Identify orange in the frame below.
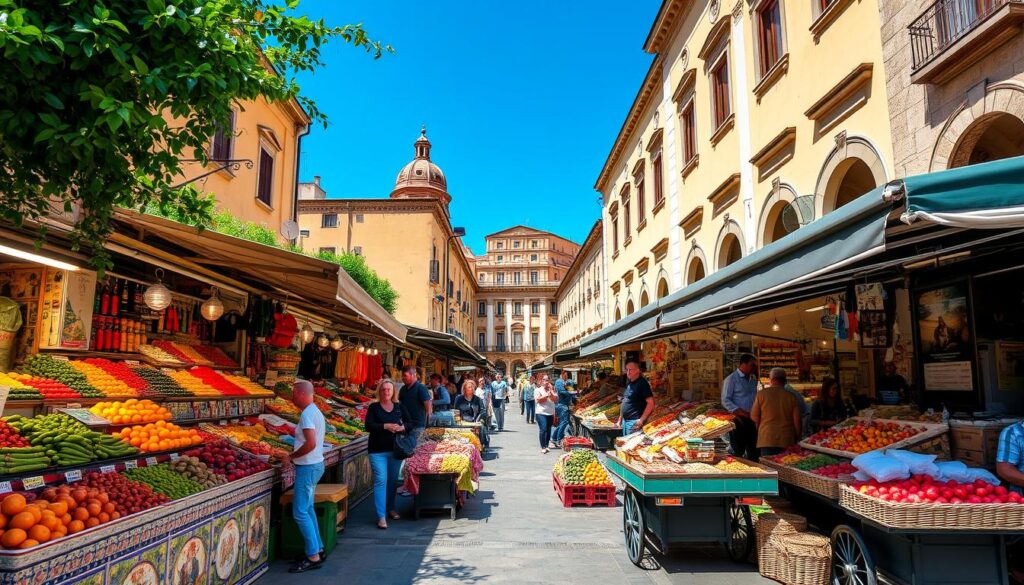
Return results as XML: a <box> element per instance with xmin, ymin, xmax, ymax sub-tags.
<box><xmin>27</xmin><ymin>525</ymin><xmax>50</xmax><ymax>543</ymax></box>
<box><xmin>9</xmin><ymin>512</ymin><xmax>36</xmax><ymax>531</ymax></box>
<box><xmin>47</xmin><ymin>501</ymin><xmax>68</xmax><ymax>517</ymax></box>
<box><xmin>1</xmin><ymin>528</ymin><xmax>26</xmax><ymax>549</ymax></box>
<box><xmin>60</xmin><ymin>514</ymin><xmax>71</xmax><ymax>526</ymax></box>
<box><xmin>101</xmin><ymin>503</ymin><xmax>115</xmax><ymax>514</ymax></box>
<box><xmin>40</xmin><ymin>516</ymin><xmax>58</xmax><ymax>532</ymax></box>
<box><xmin>85</xmin><ymin>503</ymin><xmax>101</xmax><ymax>517</ymax></box>
<box><xmin>97</xmin><ymin>512</ymin><xmax>110</xmax><ymax>523</ymax></box>
<box><xmin>18</xmin><ymin>538</ymin><xmax>38</xmax><ymax>549</ymax></box>
<box><xmin>110</xmin><ymin>511</ymin><xmax>120</xmax><ymax>520</ymax></box>
<box><xmin>1</xmin><ymin>494</ymin><xmax>26</xmax><ymax>517</ymax></box>
<box><xmin>0</xmin><ymin>514</ymin><xmax>7</xmax><ymax>530</ymax></box>
<box><xmin>85</xmin><ymin>518</ymin><xmax>99</xmax><ymax>528</ymax></box>
<box><xmin>96</xmin><ymin>493</ymin><xmax>109</xmax><ymax>505</ymax></box>
<box><xmin>72</xmin><ymin>508</ymin><xmax>89</xmax><ymax>522</ymax></box>
<box><xmin>68</xmin><ymin>520</ymin><xmax>84</xmax><ymax>534</ymax></box>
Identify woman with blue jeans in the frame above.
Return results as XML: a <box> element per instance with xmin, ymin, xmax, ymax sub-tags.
<box><xmin>287</xmin><ymin>380</ymin><xmax>327</xmax><ymax>574</ymax></box>
<box><xmin>534</xmin><ymin>381</ymin><xmax>557</xmax><ymax>454</ymax></box>
<box><xmin>365</xmin><ymin>379</ymin><xmax>411</xmax><ymax>530</ymax></box>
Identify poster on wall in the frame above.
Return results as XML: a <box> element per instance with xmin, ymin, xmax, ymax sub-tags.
<box><xmin>859</xmin><ymin>310</ymin><xmax>889</xmax><ymax>349</ymax></box>
<box><xmin>855</xmin><ymin>283</ymin><xmax>886</xmax><ymax>311</ymax></box>
<box><xmin>916</xmin><ymin>283</ymin><xmax>974</xmax><ymax>392</ymax></box>
<box><xmin>997</xmin><ymin>341</ymin><xmax>1024</xmax><ymax>391</ymax></box>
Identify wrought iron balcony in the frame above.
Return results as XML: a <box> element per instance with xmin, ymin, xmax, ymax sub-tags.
<box><xmin>909</xmin><ymin>0</ymin><xmax>1024</xmax><ymax>83</ymax></box>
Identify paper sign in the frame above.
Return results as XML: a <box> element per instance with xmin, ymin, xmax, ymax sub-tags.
<box><xmin>22</xmin><ymin>476</ymin><xmax>45</xmax><ymax>490</ymax></box>
<box><xmin>58</xmin><ymin>408</ymin><xmax>109</xmax><ymax>426</ymax></box>
<box><xmin>124</xmin><ymin>360</ymin><xmax>140</xmax><ymax>366</ymax></box>
<box><xmin>100</xmin><ymin>465</ymin><xmax>116</xmax><ymax>474</ymax></box>
<box><xmin>64</xmin><ymin>470</ymin><xmax>81</xmax><ymax>482</ymax></box>
<box><xmin>145</xmin><ymin>457</ymin><xmax>158</xmax><ymax>466</ymax></box>
<box><xmin>0</xmin><ymin>385</ymin><xmax>9</xmax><ymax>416</ymax></box>
<box><xmin>170</xmin><ymin>453</ymin><xmax>180</xmax><ymax>461</ymax></box>
<box><xmin>0</xmin><ymin>482</ymin><xmax>12</xmax><ymax>494</ymax></box>
<box><xmin>125</xmin><ymin>460</ymin><xmax>137</xmax><ymax>470</ymax></box>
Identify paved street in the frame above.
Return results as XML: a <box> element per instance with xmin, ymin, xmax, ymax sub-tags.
<box><xmin>265</xmin><ymin>407</ymin><xmax>768</xmax><ymax>585</ymax></box>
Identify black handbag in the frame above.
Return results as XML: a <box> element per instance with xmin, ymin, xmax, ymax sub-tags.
<box><xmin>393</xmin><ymin>432</ymin><xmax>417</xmax><ymax>460</ymax></box>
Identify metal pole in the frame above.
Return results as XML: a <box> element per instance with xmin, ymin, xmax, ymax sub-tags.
<box><xmin>443</xmin><ymin>235</ymin><xmax>452</xmax><ymax>335</ymax></box>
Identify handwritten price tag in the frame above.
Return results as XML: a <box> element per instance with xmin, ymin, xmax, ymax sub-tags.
<box><xmin>125</xmin><ymin>460</ymin><xmax>138</xmax><ymax>470</ymax></box>
<box><xmin>22</xmin><ymin>476</ymin><xmax>45</xmax><ymax>490</ymax></box>
<box><xmin>64</xmin><ymin>470</ymin><xmax>82</xmax><ymax>483</ymax></box>
<box><xmin>0</xmin><ymin>482</ymin><xmax>11</xmax><ymax>494</ymax></box>
<box><xmin>170</xmin><ymin>453</ymin><xmax>180</xmax><ymax>461</ymax></box>
<box><xmin>100</xmin><ymin>465</ymin><xmax>116</xmax><ymax>474</ymax></box>
<box><xmin>146</xmin><ymin>457</ymin><xmax>158</xmax><ymax>466</ymax></box>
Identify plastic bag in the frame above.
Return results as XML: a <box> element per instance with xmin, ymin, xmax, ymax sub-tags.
<box><xmin>852</xmin><ymin>451</ymin><xmax>910</xmax><ymax>482</ymax></box>
<box><xmin>963</xmin><ymin>467</ymin><xmax>1001</xmax><ymax>486</ymax></box>
<box><xmin>852</xmin><ymin>470</ymin><xmax>872</xmax><ymax>482</ymax></box>
<box><xmin>886</xmin><ymin>449</ymin><xmax>939</xmax><ymax>476</ymax></box>
<box><xmin>934</xmin><ymin>460</ymin><xmax>970</xmax><ymax>483</ymax></box>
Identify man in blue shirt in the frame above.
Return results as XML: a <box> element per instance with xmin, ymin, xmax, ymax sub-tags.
<box><xmin>429</xmin><ymin>373</ymin><xmax>451</xmax><ymax>412</ymax></box>
<box><xmin>398</xmin><ymin>367</ymin><xmax>432</xmax><ymax>441</ymax></box>
<box><xmin>552</xmin><ymin>370</ymin><xmax>577</xmax><ymax>447</ymax></box>
<box><xmin>722</xmin><ymin>353</ymin><xmax>759</xmax><ymax>460</ymax></box>
<box><xmin>618</xmin><ymin>359</ymin><xmax>655</xmax><ymax>436</ymax></box>
<box><xmin>490</xmin><ymin>373</ymin><xmax>509</xmax><ymax>431</ymax></box>
<box><xmin>997</xmin><ymin>421</ymin><xmax>1024</xmax><ymax>493</ymax></box>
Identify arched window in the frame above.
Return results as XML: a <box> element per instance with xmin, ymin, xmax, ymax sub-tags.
<box><xmin>657</xmin><ymin>278</ymin><xmax>669</xmax><ymax>299</ymax></box>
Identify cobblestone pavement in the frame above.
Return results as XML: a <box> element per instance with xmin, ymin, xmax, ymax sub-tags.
<box><xmin>264</xmin><ymin>405</ymin><xmax>769</xmax><ymax>584</ymax></box>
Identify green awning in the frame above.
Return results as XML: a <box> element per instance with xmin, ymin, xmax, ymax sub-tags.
<box><xmin>901</xmin><ymin>155</ymin><xmax>1024</xmax><ymax>229</ymax></box>
<box><xmin>579</xmin><ymin>302</ymin><xmax>660</xmax><ymax>357</ymax></box>
<box><xmin>404</xmin><ymin>326</ymin><xmax>489</xmax><ymax>365</ymax></box>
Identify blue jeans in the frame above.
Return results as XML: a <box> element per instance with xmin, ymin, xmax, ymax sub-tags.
<box><xmin>524</xmin><ymin>400</ymin><xmax>536</xmax><ymax>423</ymax></box>
<box><xmin>537</xmin><ymin>414</ymin><xmax>554</xmax><ymax>448</ymax></box>
<box><xmin>622</xmin><ymin>419</ymin><xmax>641</xmax><ymax>436</ymax></box>
<box><xmin>369</xmin><ymin>451</ymin><xmax>402</xmax><ymax>520</ymax></box>
<box><xmin>553</xmin><ymin>405</ymin><xmax>571</xmax><ymax>442</ymax></box>
<box><xmin>293</xmin><ymin>462</ymin><xmax>325</xmax><ymax>557</ymax></box>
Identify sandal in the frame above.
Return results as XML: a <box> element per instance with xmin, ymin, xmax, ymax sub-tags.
<box><xmin>377</xmin><ymin>519</ymin><xmax>388</xmax><ymax>530</ymax></box>
<box><xmin>388</xmin><ymin>511</ymin><xmax>401</xmax><ymax>520</ymax></box>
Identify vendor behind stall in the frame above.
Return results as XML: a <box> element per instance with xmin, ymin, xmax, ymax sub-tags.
<box><xmin>429</xmin><ymin>373</ymin><xmax>451</xmax><ymax>411</ymax></box>
<box><xmin>722</xmin><ymin>354</ymin><xmax>759</xmax><ymax>460</ymax></box>
<box><xmin>750</xmin><ymin>368</ymin><xmax>801</xmax><ymax>459</ymax></box>
<box><xmin>875</xmin><ymin>362</ymin><xmax>910</xmax><ymax>405</ymax></box>
<box><xmin>810</xmin><ymin>377</ymin><xmax>849</xmax><ymax>431</ymax></box>
<box><xmin>997</xmin><ymin>421</ymin><xmax>1024</xmax><ymax>493</ymax></box>
<box><xmin>618</xmin><ymin>359</ymin><xmax>654</xmax><ymax>436</ymax></box>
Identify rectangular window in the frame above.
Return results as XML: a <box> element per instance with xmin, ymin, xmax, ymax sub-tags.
<box><xmin>496</xmin><ymin>303</ymin><xmax>505</xmax><ymax>316</ymax></box>
<box><xmin>496</xmin><ymin>332</ymin><xmax>505</xmax><ymax>349</ymax></box>
<box><xmin>496</xmin><ymin>242</ymin><xmax>504</xmax><ymax>249</ymax></box>
<box><xmin>256</xmin><ymin>147</ymin><xmax>274</xmax><ymax>206</ymax></box>
<box><xmin>496</xmin><ymin>273</ymin><xmax>505</xmax><ymax>284</ymax></box>
<box><xmin>530</xmin><ymin>254</ymin><xmax>538</xmax><ymax>261</ymax></box>
<box><xmin>530</xmin><ymin>271</ymin><xmax>538</xmax><ymax>284</ymax></box>
<box><xmin>478</xmin><ymin>301</ymin><xmax>486</xmax><ymax>316</ymax></box>
<box><xmin>711</xmin><ymin>56</ymin><xmax>731</xmax><ymax>129</ymax></box>
<box><xmin>757</xmin><ymin>0</ymin><xmax>783</xmax><ymax>77</ymax></box>
<box><xmin>622</xmin><ymin>195</ymin><xmax>631</xmax><ymax>236</ymax></box>
<box><xmin>550</xmin><ymin>301</ymin><xmax>558</xmax><ymax>315</ymax></box>
<box><xmin>513</xmin><ymin>272</ymin><xmax>522</xmax><ymax>284</ymax></box>
<box><xmin>531</xmin><ymin>302</ymin><xmax>539</xmax><ymax>315</ymax></box>
<box><xmin>513</xmin><ymin>255</ymin><xmax>520</xmax><ymax>262</ymax></box>
<box><xmin>513</xmin><ymin>331</ymin><xmax>523</xmax><ymax>351</ymax></box>
<box><xmin>478</xmin><ymin>273</ymin><xmax>485</xmax><ymax>282</ymax></box>
<box><xmin>634</xmin><ymin>172</ymin><xmax>645</xmax><ymax>223</ymax></box>
<box><xmin>681</xmin><ymin>101</ymin><xmax>696</xmax><ymax>162</ymax></box>
<box><xmin>531</xmin><ymin>332</ymin><xmax>539</xmax><ymax>349</ymax></box>
<box><xmin>497</xmin><ymin>255</ymin><xmax>503</xmax><ymax>262</ymax></box>
<box><xmin>321</xmin><ymin>213</ymin><xmax>338</xmax><ymax>228</ymax></box>
<box><xmin>355</xmin><ymin>214</ymin><xmax>364</xmax><ymax>223</ymax></box>
<box><xmin>531</xmin><ymin>240</ymin><xmax>538</xmax><ymax>248</ymax></box>
<box><xmin>300</xmin><ymin>229</ymin><xmax>310</xmax><ymax>237</ymax></box>
<box><xmin>210</xmin><ymin>112</ymin><xmax>234</xmax><ymax>161</ymax></box>
<box><xmin>550</xmin><ymin>333</ymin><xmax>558</xmax><ymax>349</ymax></box>
<box><xmin>611</xmin><ymin>214</ymin><xmax>619</xmax><ymax>250</ymax></box>
<box><xmin>652</xmin><ymin>154</ymin><xmax>664</xmax><ymax>207</ymax></box>
<box><xmin>478</xmin><ymin>332</ymin><xmax>486</xmax><ymax>348</ymax></box>
<box><xmin>318</xmin><ymin>246</ymin><xmax>336</xmax><ymax>255</ymax></box>
<box><xmin>513</xmin><ymin>241</ymin><xmax>521</xmax><ymax>248</ymax></box>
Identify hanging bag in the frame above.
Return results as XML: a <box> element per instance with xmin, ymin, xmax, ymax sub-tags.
<box><xmin>391</xmin><ymin>403</ymin><xmax>417</xmax><ymax>460</ymax></box>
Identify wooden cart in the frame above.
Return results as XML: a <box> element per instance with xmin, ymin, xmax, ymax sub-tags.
<box><xmin>606</xmin><ymin>455</ymin><xmax>779</xmax><ymax>567</ymax></box>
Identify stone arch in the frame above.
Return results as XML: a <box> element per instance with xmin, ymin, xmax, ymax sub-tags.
<box><xmin>714</xmin><ymin>220</ymin><xmax>746</xmax><ymax>271</ymax></box>
<box><xmin>510</xmin><ymin>359</ymin><xmax>527</xmax><ymax>376</ymax></box>
<box><xmin>656</xmin><ymin>273</ymin><xmax>670</xmax><ymax>300</ymax></box>
<box><xmin>932</xmin><ymin>80</ymin><xmax>1024</xmax><ymax>171</ymax></box>
<box><xmin>684</xmin><ymin>244</ymin><xmax>708</xmax><ymax>285</ymax></box>
<box><xmin>815</xmin><ymin>134</ymin><xmax>888</xmax><ymax>217</ymax></box>
<box><xmin>756</xmin><ymin>181</ymin><xmax>800</xmax><ymax>248</ymax></box>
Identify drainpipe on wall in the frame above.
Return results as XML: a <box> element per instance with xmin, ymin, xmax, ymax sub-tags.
<box><xmin>291</xmin><ymin>122</ymin><xmax>311</xmax><ymax>246</ymax></box>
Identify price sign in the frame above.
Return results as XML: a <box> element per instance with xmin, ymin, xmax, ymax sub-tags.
<box><xmin>100</xmin><ymin>465</ymin><xmax>116</xmax><ymax>474</ymax></box>
<box><xmin>58</xmin><ymin>408</ymin><xmax>109</xmax><ymax>426</ymax></box>
<box><xmin>0</xmin><ymin>385</ymin><xmax>9</xmax><ymax>416</ymax></box>
<box><xmin>51</xmin><ymin>355</ymin><xmax>70</xmax><ymax>362</ymax></box>
<box><xmin>64</xmin><ymin>470</ymin><xmax>82</xmax><ymax>483</ymax></box>
<box><xmin>124</xmin><ymin>360</ymin><xmax>140</xmax><ymax>366</ymax></box>
<box><xmin>22</xmin><ymin>476</ymin><xmax>45</xmax><ymax>490</ymax></box>
<box><xmin>125</xmin><ymin>460</ymin><xmax>137</xmax><ymax>470</ymax></box>
<box><xmin>146</xmin><ymin>457</ymin><xmax>158</xmax><ymax>466</ymax></box>
<box><xmin>170</xmin><ymin>453</ymin><xmax>180</xmax><ymax>461</ymax></box>
<box><xmin>0</xmin><ymin>481</ymin><xmax>11</xmax><ymax>494</ymax></box>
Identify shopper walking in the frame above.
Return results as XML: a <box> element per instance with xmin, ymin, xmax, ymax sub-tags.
<box><xmin>287</xmin><ymin>380</ymin><xmax>327</xmax><ymax>573</ymax></box>
<box><xmin>722</xmin><ymin>353</ymin><xmax>759</xmax><ymax>460</ymax></box>
<box><xmin>552</xmin><ymin>370</ymin><xmax>576</xmax><ymax>447</ymax></box>
<box><xmin>490</xmin><ymin>373</ymin><xmax>509</xmax><ymax>431</ymax></box>
<box><xmin>751</xmin><ymin>368</ymin><xmax>801</xmax><ymax>459</ymax></box>
<box><xmin>522</xmin><ymin>375</ymin><xmax>537</xmax><ymax>424</ymax></box>
<box><xmin>618</xmin><ymin>359</ymin><xmax>655</xmax><ymax>436</ymax></box>
<box><xmin>429</xmin><ymin>373</ymin><xmax>451</xmax><ymax>412</ymax></box>
<box><xmin>535</xmin><ymin>380</ymin><xmax>557</xmax><ymax>453</ymax></box>
<box><xmin>397</xmin><ymin>367</ymin><xmax>431</xmax><ymax>442</ymax></box>
<box><xmin>475</xmin><ymin>376</ymin><xmax>493</xmax><ymax>432</ymax></box>
<box><xmin>365</xmin><ymin>379</ymin><xmax>411</xmax><ymax>529</ymax></box>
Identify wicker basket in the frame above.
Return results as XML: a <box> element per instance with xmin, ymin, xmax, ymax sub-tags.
<box><xmin>772</xmin><ymin>532</ymin><xmax>831</xmax><ymax>585</ymax></box>
<box><xmin>756</xmin><ymin>512</ymin><xmax>808</xmax><ymax>579</ymax></box>
<box><xmin>786</xmin><ymin>467</ymin><xmax>845</xmax><ymax>500</ymax></box>
<box><xmin>762</xmin><ymin>495</ymin><xmax>796</xmax><ymax>513</ymax></box>
<box><xmin>839</xmin><ymin>484</ymin><xmax>1024</xmax><ymax>530</ymax></box>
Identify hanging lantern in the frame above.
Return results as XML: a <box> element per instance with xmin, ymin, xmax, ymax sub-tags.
<box><xmin>771</xmin><ymin>317</ymin><xmax>781</xmax><ymax>332</ymax></box>
<box><xmin>357</xmin><ymin>345</ymin><xmax>365</xmax><ymax>353</ymax></box>
<box><xmin>317</xmin><ymin>334</ymin><xmax>330</xmax><ymax>348</ymax></box>
<box><xmin>143</xmin><ymin>268</ymin><xmax>172</xmax><ymax>311</ymax></box>
<box><xmin>300</xmin><ymin>323</ymin><xmax>315</xmax><ymax>344</ymax></box>
<box><xmin>201</xmin><ymin>287</ymin><xmax>225</xmax><ymax>321</ymax></box>
<box><xmin>330</xmin><ymin>336</ymin><xmax>343</xmax><ymax>351</ymax></box>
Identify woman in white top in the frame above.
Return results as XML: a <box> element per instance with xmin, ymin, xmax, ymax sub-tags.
<box><xmin>534</xmin><ymin>380</ymin><xmax>557</xmax><ymax>453</ymax></box>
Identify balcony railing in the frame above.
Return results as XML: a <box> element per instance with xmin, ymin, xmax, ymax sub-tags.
<box><xmin>474</xmin><ymin>344</ymin><xmax>544</xmax><ymax>353</ymax></box>
<box><xmin>478</xmin><ymin>280</ymin><xmax>559</xmax><ymax>288</ymax></box>
<box><xmin>909</xmin><ymin>0</ymin><xmax>1023</xmax><ymax>72</ymax></box>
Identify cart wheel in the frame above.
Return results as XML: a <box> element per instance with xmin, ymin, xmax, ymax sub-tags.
<box><xmin>831</xmin><ymin>525</ymin><xmax>877</xmax><ymax>585</ymax></box>
<box><xmin>726</xmin><ymin>504</ymin><xmax>753</xmax><ymax>562</ymax></box>
<box><xmin>623</xmin><ymin>488</ymin><xmax>646</xmax><ymax>567</ymax></box>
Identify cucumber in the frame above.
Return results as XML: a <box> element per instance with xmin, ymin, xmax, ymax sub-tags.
<box><xmin>0</xmin><ymin>462</ymin><xmax>48</xmax><ymax>474</ymax></box>
<box><xmin>0</xmin><ymin>447</ymin><xmax>44</xmax><ymax>454</ymax></box>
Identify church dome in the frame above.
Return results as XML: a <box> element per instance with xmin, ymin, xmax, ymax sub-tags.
<box><xmin>391</xmin><ymin>127</ymin><xmax>450</xmax><ymax>204</ymax></box>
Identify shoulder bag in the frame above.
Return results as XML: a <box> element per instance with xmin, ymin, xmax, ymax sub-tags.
<box><xmin>392</xmin><ymin>404</ymin><xmax>417</xmax><ymax>460</ymax></box>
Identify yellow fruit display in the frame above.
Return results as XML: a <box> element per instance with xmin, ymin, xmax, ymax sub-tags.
<box><xmin>90</xmin><ymin>399</ymin><xmax>171</xmax><ymax>425</ymax></box>
<box><xmin>67</xmin><ymin>361</ymin><xmax>136</xmax><ymax>397</ymax></box>
<box><xmin>164</xmin><ymin>370</ymin><xmax>221</xmax><ymax>396</ymax></box>
<box><xmin>582</xmin><ymin>461</ymin><xmax>612</xmax><ymax>486</ymax></box>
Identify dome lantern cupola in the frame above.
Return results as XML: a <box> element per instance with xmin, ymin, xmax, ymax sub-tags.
<box><xmin>391</xmin><ymin>126</ymin><xmax>450</xmax><ymax>205</ymax></box>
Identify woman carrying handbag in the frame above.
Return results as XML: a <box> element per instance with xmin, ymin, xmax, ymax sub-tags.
<box><xmin>365</xmin><ymin>378</ymin><xmax>412</xmax><ymax>529</ymax></box>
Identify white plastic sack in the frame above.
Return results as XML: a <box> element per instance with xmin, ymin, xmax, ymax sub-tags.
<box><xmin>852</xmin><ymin>470</ymin><xmax>871</xmax><ymax>482</ymax></box>
<box><xmin>886</xmin><ymin>449</ymin><xmax>939</xmax><ymax>476</ymax></box>
<box><xmin>852</xmin><ymin>451</ymin><xmax>910</xmax><ymax>483</ymax></box>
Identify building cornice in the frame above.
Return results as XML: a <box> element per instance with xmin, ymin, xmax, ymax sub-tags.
<box><xmin>643</xmin><ymin>0</ymin><xmax>690</xmax><ymax>54</ymax></box>
<box><xmin>555</xmin><ymin>219</ymin><xmax>603</xmax><ymax>298</ymax></box>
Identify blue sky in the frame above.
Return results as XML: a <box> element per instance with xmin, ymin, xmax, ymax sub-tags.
<box><xmin>294</xmin><ymin>0</ymin><xmax>659</xmax><ymax>254</ymax></box>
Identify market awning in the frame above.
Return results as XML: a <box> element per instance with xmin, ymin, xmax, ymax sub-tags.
<box><xmin>108</xmin><ymin>210</ymin><xmax>408</xmax><ymax>342</ymax></box>
<box><xmin>404</xmin><ymin>326</ymin><xmax>489</xmax><ymax>365</ymax></box>
<box><xmin>580</xmin><ymin>189</ymin><xmax>892</xmax><ymax>356</ymax></box>
<box><xmin>900</xmin><ymin>155</ymin><xmax>1024</xmax><ymax>229</ymax></box>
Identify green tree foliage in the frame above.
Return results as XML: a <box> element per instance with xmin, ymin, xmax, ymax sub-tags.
<box><xmin>316</xmin><ymin>250</ymin><xmax>398</xmax><ymax>315</ymax></box>
<box><xmin>0</xmin><ymin>0</ymin><xmax>390</xmax><ymax>270</ymax></box>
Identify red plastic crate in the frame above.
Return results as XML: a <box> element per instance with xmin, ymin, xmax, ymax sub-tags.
<box><xmin>552</xmin><ymin>471</ymin><xmax>617</xmax><ymax>507</ymax></box>
<box><xmin>563</xmin><ymin>437</ymin><xmax>594</xmax><ymax>451</ymax></box>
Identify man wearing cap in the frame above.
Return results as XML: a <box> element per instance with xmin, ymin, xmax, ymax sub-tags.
<box><xmin>287</xmin><ymin>379</ymin><xmax>327</xmax><ymax>573</ymax></box>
